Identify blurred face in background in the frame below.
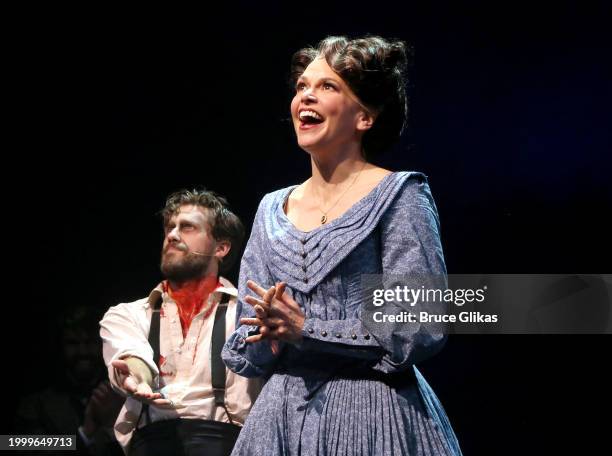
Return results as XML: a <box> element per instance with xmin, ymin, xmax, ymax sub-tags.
<box><xmin>62</xmin><ymin>327</ymin><xmax>102</xmax><ymax>384</ymax></box>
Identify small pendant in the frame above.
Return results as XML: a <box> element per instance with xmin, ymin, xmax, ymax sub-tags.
<box><xmin>321</xmin><ymin>215</ymin><xmax>327</xmax><ymax>224</ymax></box>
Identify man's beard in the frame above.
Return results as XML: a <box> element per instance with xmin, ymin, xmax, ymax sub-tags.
<box><xmin>161</xmin><ymin>251</ymin><xmax>211</xmax><ymax>282</ymax></box>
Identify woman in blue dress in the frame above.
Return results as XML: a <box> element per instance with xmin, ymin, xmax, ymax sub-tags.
<box><xmin>222</xmin><ymin>36</ymin><xmax>462</xmax><ymax>455</ymax></box>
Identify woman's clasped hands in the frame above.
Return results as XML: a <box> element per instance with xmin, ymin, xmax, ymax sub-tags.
<box><xmin>240</xmin><ymin>280</ymin><xmax>305</xmax><ymax>355</ymax></box>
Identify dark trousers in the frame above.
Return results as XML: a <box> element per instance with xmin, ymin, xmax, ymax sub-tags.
<box><xmin>129</xmin><ymin>419</ymin><xmax>241</xmax><ymax>456</ymax></box>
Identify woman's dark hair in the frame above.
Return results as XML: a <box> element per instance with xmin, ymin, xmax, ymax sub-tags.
<box><xmin>160</xmin><ymin>189</ymin><xmax>245</xmax><ymax>273</ymax></box>
<box><xmin>290</xmin><ymin>36</ymin><xmax>410</xmax><ymax>160</ymax></box>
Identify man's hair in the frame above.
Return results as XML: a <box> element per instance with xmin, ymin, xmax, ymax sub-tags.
<box><xmin>160</xmin><ymin>189</ymin><xmax>245</xmax><ymax>273</ymax></box>
<box><xmin>290</xmin><ymin>35</ymin><xmax>410</xmax><ymax>160</ymax></box>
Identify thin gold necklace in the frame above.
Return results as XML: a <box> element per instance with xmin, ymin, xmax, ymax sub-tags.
<box><xmin>317</xmin><ymin>162</ymin><xmax>367</xmax><ymax>225</ymax></box>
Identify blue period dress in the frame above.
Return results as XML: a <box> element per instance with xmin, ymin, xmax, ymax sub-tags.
<box><xmin>222</xmin><ymin>171</ymin><xmax>462</xmax><ymax>455</ymax></box>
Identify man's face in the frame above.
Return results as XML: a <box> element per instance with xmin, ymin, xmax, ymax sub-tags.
<box><xmin>160</xmin><ymin>205</ymin><xmax>221</xmax><ymax>282</ymax></box>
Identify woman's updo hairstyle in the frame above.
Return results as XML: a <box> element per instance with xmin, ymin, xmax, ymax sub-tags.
<box><xmin>290</xmin><ymin>35</ymin><xmax>410</xmax><ymax>160</ymax></box>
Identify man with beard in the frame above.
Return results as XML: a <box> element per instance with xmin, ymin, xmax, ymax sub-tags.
<box><xmin>100</xmin><ymin>189</ymin><xmax>260</xmax><ymax>456</ymax></box>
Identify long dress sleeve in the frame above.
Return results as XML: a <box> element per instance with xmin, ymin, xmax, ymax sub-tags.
<box><xmin>222</xmin><ymin>199</ymin><xmax>282</xmax><ymax>378</ymax></box>
<box><xmin>226</xmin><ymin>172</ymin><xmax>462</xmax><ymax>456</ymax></box>
<box><xmin>294</xmin><ymin>175</ymin><xmax>448</xmax><ymax>373</ymax></box>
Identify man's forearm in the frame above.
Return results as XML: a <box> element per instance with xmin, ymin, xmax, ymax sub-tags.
<box><xmin>122</xmin><ymin>356</ymin><xmax>154</xmax><ymax>387</ymax></box>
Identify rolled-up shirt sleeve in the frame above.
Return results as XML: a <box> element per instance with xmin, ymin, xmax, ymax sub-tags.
<box><xmin>99</xmin><ymin>301</ymin><xmax>159</xmax><ymax>393</ymax></box>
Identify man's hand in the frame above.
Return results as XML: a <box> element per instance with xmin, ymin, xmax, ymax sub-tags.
<box><xmin>240</xmin><ymin>280</ymin><xmax>305</xmax><ymax>349</ymax></box>
<box><xmin>111</xmin><ymin>358</ymin><xmax>175</xmax><ymax>409</ymax></box>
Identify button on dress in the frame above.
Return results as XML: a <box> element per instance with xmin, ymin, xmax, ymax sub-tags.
<box><xmin>223</xmin><ymin>172</ymin><xmax>462</xmax><ymax>455</ymax></box>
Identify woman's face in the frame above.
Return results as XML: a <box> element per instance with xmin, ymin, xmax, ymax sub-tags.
<box><xmin>290</xmin><ymin>57</ymin><xmax>372</xmax><ymax>154</ymax></box>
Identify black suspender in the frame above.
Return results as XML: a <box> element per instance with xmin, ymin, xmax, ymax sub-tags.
<box><xmin>139</xmin><ymin>289</ymin><xmax>232</xmax><ymax>426</ymax></box>
<box><xmin>211</xmin><ymin>292</ymin><xmax>230</xmax><ymax>407</ymax></box>
<box><xmin>148</xmin><ymin>289</ymin><xmax>163</xmax><ymax>369</ymax></box>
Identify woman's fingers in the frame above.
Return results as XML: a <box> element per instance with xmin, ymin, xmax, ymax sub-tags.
<box><xmin>240</xmin><ymin>303</ymin><xmax>272</xmax><ymax>325</ymax></box>
<box><xmin>274</xmin><ymin>282</ymin><xmax>299</xmax><ymax>313</ymax></box>
<box><xmin>244</xmin><ymin>291</ymin><xmax>275</xmax><ymax>314</ymax></box>
<box><xmin>240</xmin><ymin>317</ymin><xmax>263</xmax><ymax>326</ymax></box>
<box><xmin>254</xmin><ymin>305</ymin><xmax>267</xmax><ymax>319</ymax></box>
<box><xmin>245</xmin><ymin>293</ymin><xmax>291</xmax><ymax>320</ymax></box>
<box><xmin>275</xmin><ymin>282</ymin><xmax>287</xmax><ymax>298</ymax></box>
<box><xmin>245</xmin><ymin>280</ymin><xmax>301</xmax><ymax>318</ymax></box>
<box><xmin>244</xmin><ymin>295</ymin><xmax>266</xmax><ymax>309</ymax></box>
<box><xmin>278</xmin><ymin>291</ymin><xmax>303</xmax><ymax>313</ymax></box>
<box><xmin>263</xmin><ymin>286</ymin><xmax>276</xmax><ymax>303</ymax></box>
<box><xmin>263</xmin><ymin>317</ymin><xmax>285</xmax><ymax>327</ymax></box>
<box><xmin>245</xmin><ymin>333</ymin><xmax>280</xmax><ymax>356</ymax></box>
<box><xmin>240</xmin><ymin>316</ymin><xmax>285</xmax><ymax>328</ymax></box>
<box><xmin>246</xmin><ymin>279</ymin><xmax>267</xmax><ymax>296</ymax></box>
<box><xmin>259</xmin><ymin>326</ymin><xmax>273</xmax><ymax>341</ymax></box>
<box><xmin>245</xmin><ymin>333</ymin><xmax>265</xmax><ymax>343</ymax></box>
<box><xmin>247</xmin><ymin>280</ymin><xmax>276</xmax><ymax>300</ymax></box>
<box><xmin>266</xmin><ymin>327</ymin><xmax>288</xmax><ymax>339</ymax></box>
<box><xmin>242</xmin><ymin>280</ymin><xmax>301</xmax><ymax>348</ymax></box>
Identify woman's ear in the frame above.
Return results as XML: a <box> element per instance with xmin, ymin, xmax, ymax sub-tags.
<box><xmin>356</xmin><ymin>110</ymin><xmax>376</xmax><ymax>132</ymax></box>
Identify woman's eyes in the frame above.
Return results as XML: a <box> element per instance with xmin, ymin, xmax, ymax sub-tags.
<box><xmin>295</xmin><ymin>82</ymin><xmax>336</xmax><ymax>92</ymax></box>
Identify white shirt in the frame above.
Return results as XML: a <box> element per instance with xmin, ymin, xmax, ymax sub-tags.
<box><xmin>100</xmin><ymin>277</ymin><xmax>261</xmax><ymax>451</ymax></box>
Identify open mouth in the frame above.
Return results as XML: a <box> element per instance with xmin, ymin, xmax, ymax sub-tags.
<box><xmin>298</xmin><ymin>110</ymin><xmax>324</xmax><ymax>129</ymax></box>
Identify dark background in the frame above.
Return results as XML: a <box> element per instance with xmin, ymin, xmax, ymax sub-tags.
<box><xmin>6</xmin><ymin>1</ymin><xmax>611</xmax><ymax>454</ymax></box>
